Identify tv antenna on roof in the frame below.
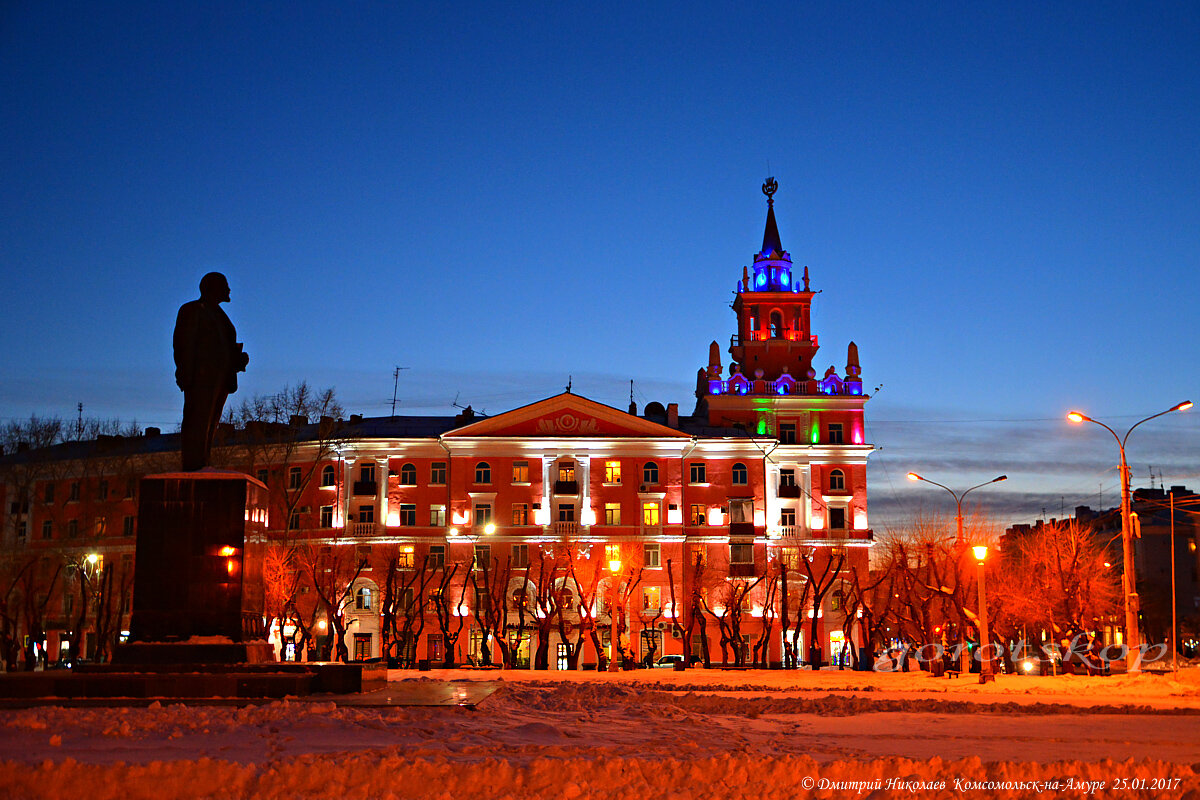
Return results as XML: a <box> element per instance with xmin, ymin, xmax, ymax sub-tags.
<box><xmin>391</xmin><ymin>367</ymin><xmax>410</xmax><ymax>417</ymax></box>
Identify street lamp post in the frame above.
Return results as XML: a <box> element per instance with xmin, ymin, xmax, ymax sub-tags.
<box><xmin>906</xmin><ymin>472</ymin><xmax>1007</xmax><ymax>672</ymax></box>
<box><xmin>1067</xmin><ymin>401</ymin><xmax>1192</xmax><ymax>673</ymax></box>
<box><xmin>608</xmin><ymin>556</ymin><xmax>621</xmax><ymax>673</ymax></box>
<box><xmin>972</xmin><ymin>545</ymin><xmax>993</xmax><ymax>684</ymax></box>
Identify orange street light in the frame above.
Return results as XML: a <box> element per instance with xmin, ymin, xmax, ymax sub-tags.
<box><xmin>1067</xmin><ymin>400</ymin><xmax>1192</xmax><ymax>673</ymax></box>
<box><xmin>972</xmin><ymin>544</ymin><xmax>993</xmax><ymax>684</ymax></box>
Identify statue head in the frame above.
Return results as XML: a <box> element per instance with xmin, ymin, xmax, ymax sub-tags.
<box><xmin>199</xmin><ymin>272</ymin><xmax>231</xmax><ymax>303</ymax></box>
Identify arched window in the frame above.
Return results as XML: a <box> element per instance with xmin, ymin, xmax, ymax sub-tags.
<box><xmin>769</xmin><ymin>310</ymin><xmax>784</xmax><ymax>338</ymax></box>
<box><xmin>731</xmin><ymin>462</ymin><xmax>748</xmax><ymax>485</ymax></box>
<box><xmin>642</xmin><ymin>461</ymin><xmax>659</xmax><ymax>486</ymax></box>
<box><xmin>829</xmin><ymin>469</ymin><xmax>845</xmax><ymax>491</ymax></box>
<box><xmin>475</xmin><ymin>462</ymin><xmax>491</xmax><ymax>484</ymax></box>
<box><xmin>355</xmin><ymin>586</ymin><xmax>372</xmax><ymax>610</ymax></box>
<box><xmin>320</xmin><ymin>465</ymin><xmax>336</xmax><ymax>487</ymax></box>
<box><xmin>399</xmin><ymin>463</ymin><xmax>416</xmax><ymax>485</ymax></box>
<box><xmin>558</xmin><ymin>586</ymin><xmax>575</xmax><ymax>611</ymax></box>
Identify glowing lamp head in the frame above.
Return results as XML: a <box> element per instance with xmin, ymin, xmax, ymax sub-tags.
<box><xmin>1066</xmin><ymin>411</ymin><xmax>1086</xmax><ymax>423</ymax></box>
<box><xmin>484</xmin><ymin>523</ymin><xmax>496</xmax><ymax>535</ymax></box>
<box><xmin>1174</xmin><ymin>400</ymin><xmax>1193</xmax><ymax>412</ymax></box>
<box><xmin>1022</xmin><ymin>660</ymin><xmax>1035</xmax><ymax>673</ymax></box>
<box><xmin>608</xmin><ymin>559</ymin><xmax>621</xmax><ymax>574</ymax></box>
<box><xmin>218</xmin><ymin>546</ymin><xmax>237</xmax><ymax>557</ymax></box>
<box><xmin>972</xmin><ymin>545</ymin><xmax>988</xmax><ymax>562</ymax></box>
<box><xmin>448</xmin><ymin>527</ymin><xmax>459</xmax><ymax>537</ymax></box>
<box><xmin>317</xmin><ymin>619</ymin><xmax>327</xmax><ymax>631</ymax></box>
<box><xmin>906</xmin><ymin>472</ymin><xmax>922</xmax><ymax>482</ymax></box>
<box><xmin>86</xmin><ymin>553</ymin><xmax>99</xmax><ymax>565</ymax></box>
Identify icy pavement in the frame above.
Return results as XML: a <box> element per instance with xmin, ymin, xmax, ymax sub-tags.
<box><xmin>2</xmin><ymin>668</ymin><xmax>1199</xmax><ymax>798</ymax></box>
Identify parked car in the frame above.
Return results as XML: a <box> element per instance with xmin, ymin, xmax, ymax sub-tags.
<box><xmin>654</xmin><ymin>654</ymin><xmax>685</xmax><ymax>669</ymax></box>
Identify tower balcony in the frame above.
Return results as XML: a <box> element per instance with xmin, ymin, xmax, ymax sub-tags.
<box><xmin>731</xmin><ymin>331</ymin><xmax>818</xmax><ymax>347</ymax></box>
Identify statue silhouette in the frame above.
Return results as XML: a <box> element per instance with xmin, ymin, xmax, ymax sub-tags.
<box><xmin>173</xmin><ymin>272</ymin><xmax>249</xmax><ymax>470</ymax></box>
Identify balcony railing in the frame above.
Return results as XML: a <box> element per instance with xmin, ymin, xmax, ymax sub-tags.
<box><xmin>731</xmin><ymin>332</ymin><xmax>818</xmax><ymax>347</ymax></box>
<box><xmin>551</xmin><ymin>521</ymin><xmax>579</xmax><ymax>538</ymax></box>
<box><xmin>352</xmin><ymin>522</ymin><xmax>377</xmax><ymax>537</ymax></box>
<box><xmin>774</xmin><ymin>525</ymin><xmax>801</xmax><ymax>539</ymax></box>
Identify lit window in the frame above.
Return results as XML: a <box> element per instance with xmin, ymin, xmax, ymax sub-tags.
<box><xmin>642</xmin><ymin>502</ymin><xmax>660</xmax><ymax>526</ymax></box>
<box><xmin>430</xmin><ymin>505</ymin><xmax>446</xmax><ymax>526</ymax></box>
<box><xmin>643</xmin><ymin>543</ymin><xmax>660</xmax><ymax>568</ymax></box>
<box><xmin>605</xmin><ymin>543</ymin><xmax>621</xmax><ymax>565</ymax></box>
<box><xmin>558</xmin><ymin>462</ymin><xmax>576</xmax><ymax>482</ymax></box>
<box><xmin>512</xmin><ymin>461</ymin><xmax>529</xmax><ymax>483</ymax></box>
<box><xmin>399</xmin><ymin>504</ymin><xmax>416</xmax><ymax>526</ymax></box>
<box><xmin>642</xmin><ymin>462</ymin><xmax>659</xmax><ymax>485</ymax></box>
<box><xmin>732</xmin><ymin>462</ymin><xmax>748</xmax><ymax>485</ymax></box>
<box><xmin>689</xmin><ymin>462</ymin><xmax>706</xmax><ymax>484</ymax></box>
<box><xmin>512</xmin><ymin>503</ymin><xmax>529</xmax><ymax>525</ymax></box>
<box><xmin>397</xmin><ymin>548</ymin><xmax>414</xmax><ymax>569</ymax></box>
<box><xmin>430</xmin><ymin>462</ymin><xmax>446</xmax><ymax>485</ymax></box>
<box><xmin>399</xmin><ymin>463</ymin><xmax>416</xmax><ymax>485</ymax></box>
<box><xmin>356</xmin><ymin>587</ymin><xmax>372</xmax><ymax>610</ymax></box>
<box><xmin>604</xmin><ymin>461</ymin><xmax>622</xmax><ymax>484</ymax></box>
<box><xmin>643</xmin><ymin>586</ymin><xmax>661</xmax><ymax>610</ymax></box>
<box><xmin>475</xmin><ymin>462</ymin><xmax>491</xmax><ymax>484</ymax></box>
<box><xmin>604</xmin><ymin>502</ymin><xmax>621</xmax><ymax>525</ymax></box>
<box><xmin>779</xmin><ymin>546</ymin><xmax>800</xmax><ymax>571</ymax></box>
<box><xmin>829</xmin><ymin>470</ymin><xmax>845</xmax><ymax>491</ymax></box>
<box><xmin>827</xmin><ymin>424</ymin><xmax>844</xmax><ymax>444</ymax></box>
<box><xmin>689</xmin><ymin>504</ymin><xmax>706</xmax><ymax>526</ymax></box>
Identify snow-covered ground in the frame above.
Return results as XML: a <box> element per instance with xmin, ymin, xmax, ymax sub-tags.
<box><xmin>2</xmin><ymin>668</ymin><xmax>1199</xmax><ymax>799</ymax></box>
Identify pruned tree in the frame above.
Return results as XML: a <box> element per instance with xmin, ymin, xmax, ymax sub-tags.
<box><xmin>562</xmin><ymin>545</ymin><xmax>603</xmax><ymax>670</ymax></box>
<box><xmin>298</xmin><ymin>541</ymin><xmax>366</xmax><ymax>661</ymax></box>
<box><xmin>798</xmin><ymin>546</ymin><xmax>846</xmax><ymax>668</ymax></box>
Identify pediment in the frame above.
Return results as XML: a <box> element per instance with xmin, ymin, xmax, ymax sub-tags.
<box><xmin>445</xmin><ymin>393</ymin><xmax>691</xmax><ymax>438</ymax></box>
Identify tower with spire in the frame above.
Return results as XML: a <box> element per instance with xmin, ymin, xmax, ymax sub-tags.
<box><xmin>695</xmin><ymin>178</ymin><xmax>874</xmax><ymax>547</ymax></box>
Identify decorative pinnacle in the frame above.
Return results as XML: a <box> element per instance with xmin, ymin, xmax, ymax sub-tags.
<box><xmin>762</xmin><ymin>177</ymin><xmax>778</xmax><ymax>205</ymax></box>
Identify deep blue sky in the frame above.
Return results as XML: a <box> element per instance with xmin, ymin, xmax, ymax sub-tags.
<box><xmin>3</xmin><ymin>3</ymin><xmax>1198</xmax><ymax>528</ymax></box>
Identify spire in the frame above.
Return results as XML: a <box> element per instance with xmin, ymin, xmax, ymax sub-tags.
<box><xmin>761</xmin><ymin>177</ymin><xmax>782</xmax><ymax>255</ymax></box>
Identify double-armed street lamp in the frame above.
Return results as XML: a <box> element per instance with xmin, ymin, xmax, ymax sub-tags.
<box><xmin>1067</xmin><ymin>400</ymin><xmax>1192</xmax><ymax>673</ymax></box>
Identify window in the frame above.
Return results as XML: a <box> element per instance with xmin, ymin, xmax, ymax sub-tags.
<box><xmin>94</xmin><ymin>517</ymin><xmax>107</xmax><ymax>537</ymax></box>
<box><xmin>780</xmin><ymin>508</ymin><xmax>796</xmax><ymax>527</ymax></box>
<box><xmin>689</xmin><ymin>504</ymin><xmax>706</xmax><ymax>526</ymax></box>
<box><xmin>643</xmin><ymin>543</ymin><xmax>660</xmax><ymax>568</ymax></box>
<box><xmin>256</xmin><ymin>469</ymin><xmax>268</xmax><ymax>485</ymax></box>
<box><xmin>643</xmin><ymin>586</ymin><xmax>661</xmax><ymax>610</ymax></box>
<box><xmin>829</xmin><ymin>507</ymin><xmax>847</xmax><ymax>530</ymax></box>
<box><xmin>430</xmin><ymin>505</ymin><xmax>446</xmax><ymax>527</ymax></box>
<box><xmin>399</xmin><ymin>504</ymin><xmax>416</xmax><ymax>526</ymax></box>
<box><xmin>642</xmin><ymin>462</ymin><xmax>659</xmax><ymax>485</ymax></box>
<box><xmin>642</xmin><ymin>502</ymin><xmax>660</xmax><ymax>526</ymax></box>
<box><xmin>475</xmin><ymin>503</ymin><xmax>493</xmax><ymax>526</ymax></box>
<box><xmin>428</xmin><ymin>633</ymin><xmax>444</xmax><ymax>662</ymax></box>
<box><xmin>358</xmin><ymin>505</ymin><xmax>375</xmax><ymax>524</ymax></box>
<box><xmin>729</xmin><ymin>499</ymin><xmax>754</xmax><ymax>524</ymax></box>
<box><xmin>399</xmin><ymin>463</ymin><xmax>416</xmax><ymax>485</ymax></box>
<box><xmin>320</xmin><ymin>465</ymin><xmax>336</xmax><ymax>487</ymax></box>
<box><xmin>474</xmin><ymin>544</ymin><xmax>490</xmax><ymax>571</ymax></box>
<box><xmin>730</xmin><ymin>542</ymin><xmax>754</xmax><ymax>565</ymax></box>
<box><xmin>42</xmin><ymin>520</ymin><xmax>53</xmax><ymax>540</ymax></box>
<box><xmin>63</xmin><ymin>593</ymin><xmax>73</xmax><ymax>616</ymax></box>
<box><xmin>69</xmin><ymin>482</ymin><xmax>80</xmax><ymax>502</ymax></box>
<box><xmin>320</xmin><ymin>505</ymin><xmax>334</xmax><ymax>528</ymax></box>
<box><xmin>604</xmin><ymin>502</ymin><xmax>621</xmax><ymax>525</ymax></box>
<box><xmin>557</xmin><ymin>462</ymin><xmax>575</xmax><ymax>481</ymax></box>
<box><xmin>44</xmin><ymin>484</ymin><xmax>55</xmax><ymax>503</ymax></box>
<box><xmin>360</xmin><ymin>463</ymin><xmax>376</xmax><ymax>482</ymax></box>
<box><xmin>780</xmin><ymin>468</ymin><xmax>796</xmax><ymax>487</ymax></box>
<box><xmin>355</xmin><ymin>587</ymin><xmax>372</xmax><ymax>610</ymax></box>
<box><xmin>356</xmin><ymin>545</ymin><xmax>372</xmax><ymax>567</ymax></box>
<box><xmin>512</xmin><ymin>461</ymin><xmax>529</xmax><ymax>483</ymax></box>
<box><xmin>13</xmin><ymin>520</ymin><xmax>25</xmax><ymax>541</ymax></box>
<box><xmin>827</xmin><ymin>423</ymin><xmax>844</xmax><ymax>444</ymax></box>
<box><xmin>430</xmin><ymin>462</ymin><xmax>447</xmax><ymax>485</ymax></box>
<box><xmin>605</xmin><ymin>543</ymin><xmax>621</xmax><ymax>566</ymax></box>
<box><xmin>474</xmin><ymin>587</ymin><xmax>491</xmax><ymax>613</ymax></box>
<box><xmin>557</xmin><ymin>504</ymin><xmax>575</xmax><ymax>522</ymax></box>
<box><xmin>354</xmin><ymin>634</ymin><xmax>372</xmax><ymax>661</ymax></box>
<box><xmin>427</xmin><ymin>545</ymin><xmax>445</xmax><ymax>569</ymax></box>
<box><xmin>98</xmin><ymin>480</ymin><xmax>109</xmax><ymax>500</ymax></box>
<box><xmin>511</xmin><ymin>503</ymin><xmax>529</xmax><ymax>525</ymax></box>
<box><xmin>689</xmin><ymin>462</ymin><xmax>707</xmax><ymax>484</ymax></box>
<box><xmin>689</xmin><ymin>544</ymin><xmax>706</xmax><ymax>567</ymax></box>
<box><xmin>831</xmin><ymin>589</ymin><xmax>843</xmax><ymax>611</ymax></box>
<box><xmin>731</xmin><ymin>462</ymin><xmax>748</xmax><ymax>485</ymax></box>
<box><xmin>288</xmin><ymin>467</ymin><xmax>302</xmax><ymax>490</ymax></box>
<box><xmin>779</xmin><ymin>546</ymin><xmax>801</xmax><ymax>571</ymax></box>
<box><xmin>288</xmin><ymin>508</ymin><xmax>300</xmax><ymax>530</ymax></box>
<box><xmin>604</xmin><ymin>461</ymin><xmax>621</xmax><ymax>484</ymax></box>
<box><xmin>397</xmin><ymin>548</ymin><xmax>414</xmax><ymax>569</ymax></box>
<box><xmin>124</xmin><ymin>479</ymin><xmax>135</xmax><ymax>499</ymax></box>
<box><xmin>829</xmin><ymin>469</ymin><xmax>845</xmax><ymax>491</ymax></box>
<box><xmin>511</xmin><ymin>544</ymin><xmax>529</xmax><ymax>568</ymax></box>
<box><xmin>475</xmin><ymin>462</ymin><xmax>491</xmax><ymax>484</ymax></box>
<box><xmin>779</xmin><ymin>423</ymin><xmax>797</xmax><ymax>445</ymax></box>
<box><xmin>67</xmin><ymin>519</ymin><xmax>78</xmax><ymax>538</ymax></box>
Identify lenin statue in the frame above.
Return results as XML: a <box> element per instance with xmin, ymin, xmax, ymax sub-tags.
<box><xmin>173</xmin><ymin>272</ymin><xmax>249</xmax><ymax>471</ymax></box>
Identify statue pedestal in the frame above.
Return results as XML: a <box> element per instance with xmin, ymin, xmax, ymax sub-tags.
<box><xmin>113</xmin><ymin>470</ymin><xmax>272</xmax><ymax>665</ymax></box>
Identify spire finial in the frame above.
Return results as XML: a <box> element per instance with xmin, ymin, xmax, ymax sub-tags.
<box><xmin>762</xmin><ymin>176</ymin><xmax>778</xmax><ymax>206</ymax></box>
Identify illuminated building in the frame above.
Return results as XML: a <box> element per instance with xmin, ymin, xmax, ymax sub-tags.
<box><xmin>0</xmin><ymin>181</ymin><xmax>873</xmax><ymax>669</ymax></box>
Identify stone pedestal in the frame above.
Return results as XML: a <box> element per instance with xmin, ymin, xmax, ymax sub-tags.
<box><xmin>114</xmin><ymin>470</ymin><xmax>272</xmax><ymax>665</ymax></box>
